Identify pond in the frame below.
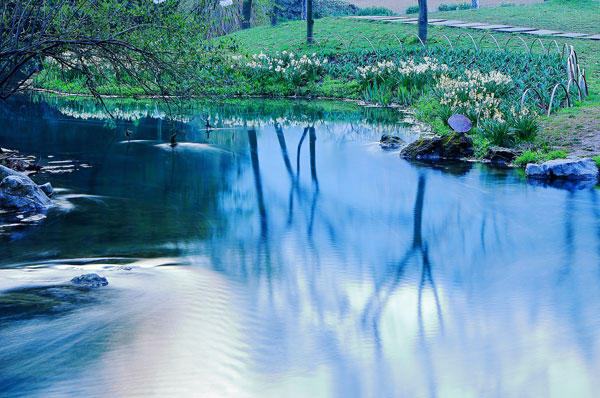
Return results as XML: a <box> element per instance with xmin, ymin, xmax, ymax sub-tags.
<box><xmin>1</xmin><ymin>96</ymin><xmax>600</xmax><ymax>398</ymax></box>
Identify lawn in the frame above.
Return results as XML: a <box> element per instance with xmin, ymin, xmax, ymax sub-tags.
<box><xmin>431</xmin><ymin>0</ymin><xmax>600</xmax><ymax>35</ymax></box>
<box><xmin>223</xmin><ymin>14</ymin><xmax>600</xmax><ymax>156</ymax></box>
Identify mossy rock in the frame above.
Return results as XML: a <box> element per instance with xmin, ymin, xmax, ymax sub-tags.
<box><xmin>379</xmin><ymin>134</ymin><xmax>405</xmax><ymax>149</ymax></box>
<box><xmin>400</xmin><ymin>132</ymin><xmax>474</xmax><ymax>160</ymax></box>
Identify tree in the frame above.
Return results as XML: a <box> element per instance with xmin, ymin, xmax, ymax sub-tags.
<box><xmin>241</xmin><ymin>0</ymin><xmax>253</xmax><ymax>29</ymax></box>
<box><xmin>417</xmin><ymin>0</ymin><xmax>428</xmax><ymax>42</ymax></box>
<box><xmin>0</xmin><ymin>0</ymin><xmax>202</xmax><ymax>102</ymax></box>
<box><xmin>307</xmin><ymin>0</ymin><xmax>314</xmax><ymax>44</ymax></box>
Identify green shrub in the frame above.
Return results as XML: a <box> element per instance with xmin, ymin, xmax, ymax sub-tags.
<box><xmin>438</xmin><ymin>4</ymin><xmax>458</xmax><ymax>11</ymax></box>
<box><xmin>314</xmin><ymin>0</ymin><xmax>360</xmax><ymax>18</ymax></box>
<box><xmin>478</xmin><ymin>119</ymin><xmax>514</xmax><ymax>147</ymax></box>
<box><xmin>510</xmin><ymin>113</ymin><xmax>539</xmax><ymax>143</ymax></box>
<box><xmin>406</xmin><ymin>6</ymin><xmax>419</xmax><ymax>14</ymax></box>
<box><xmin>500</xmin><ymin>3</ymin><xmax>516</xmax><ymax>7</ymax></box>
<box><xmin>594</xmin><ymin>156</ymin><xmax>600</xmax><ymax>168</ymax></box>
<box><xmin>458</xmin><ymin>3</ymin><xmax>471</xmax><ymax>10</ymax></box>
<box><xmin>356</xmin><ymin>6</ymin><xmax>396</xmax><ymax>16</ymax></box>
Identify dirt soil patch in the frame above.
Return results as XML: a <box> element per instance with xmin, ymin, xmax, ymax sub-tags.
<box><xmin>539</xmin><ymin>106</ymin><xmax>600</xmax><ymax>157</ymax></box>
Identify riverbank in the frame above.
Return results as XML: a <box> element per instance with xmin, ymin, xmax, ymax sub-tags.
<box><xmin>31</xmin><ymin>16</ymin><xmax>599</xmax><ymax>166</ymax></box>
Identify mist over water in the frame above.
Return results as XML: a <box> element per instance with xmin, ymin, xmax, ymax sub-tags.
<box><xmin>1</xmin><ymin>97</ymin><xmax>600</xmax><ymax>398</ymax></box>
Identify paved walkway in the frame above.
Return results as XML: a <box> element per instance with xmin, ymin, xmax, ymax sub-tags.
<box><xmin>350</xmin><ymin>15</ymin><xmax>600</xmax><ymax>40</ymax></box>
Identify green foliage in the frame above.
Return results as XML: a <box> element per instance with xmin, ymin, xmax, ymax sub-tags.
<box><xmin>356</xmin><ymin>7</ymin><xmax>397</xmax><ymax>16</ymax></box>
<box><xmin>406</xmin><ymin>6</ymin><xmax>420</xmax><ymax>14</ymax></box>
<box><xmin>594</xmin><ymin>156</ymin><xmax>600</xmax><ymax>168</ymax></box>
<box><xmin>363</xmin><ymin>80</ymin><xmax>393</xmax><ymax>106</ymax></box>
<box><xmin>477</xmin><ymin>119</ymin><xmax>514</xmax><ymax>147</ymax></box>
<box><xmin>472</xmin><ymin>135</ymin><xmax>492</xmax><ymax>159</ymax></box>
<box><xmin>458</xmin><ymin>3</ymin><xmax>471</xmax><ymax>10</ymax></box>
<box><xmin>313</xmin><ymin>0</ymin><xmax>360</xmax><ymax>18</ymax></box>
<box><xmin>438</xmin><ymin>4</ymin><xmax>459</xmax><ymax>11</ymax></box>
<box><xmin>510</xmin><ymin>113</ymin><xmax>539</xmax><ymax>143</ymax></box>
<box><xmin>514</xmin><ymin>149</ymin><xmax>568</xmax><ymax>166</ymax></box>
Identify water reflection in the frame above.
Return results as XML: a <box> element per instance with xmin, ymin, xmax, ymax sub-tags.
<box><xmin>1</xmin><ymin>97</ymin><xmax>600</xmax><ymax>397</ymax></box>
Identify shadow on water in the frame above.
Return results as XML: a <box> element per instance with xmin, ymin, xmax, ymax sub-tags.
<box><xmin>1</xmin><ymin>95</ymin><xmax>600</xmax><ymax>397</ymax></box>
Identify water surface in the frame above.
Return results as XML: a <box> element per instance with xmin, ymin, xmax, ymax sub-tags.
<box><xmin>1</xmin><ymin>97</ymin><xmax>600</xmax><ymax>398</ymax></box>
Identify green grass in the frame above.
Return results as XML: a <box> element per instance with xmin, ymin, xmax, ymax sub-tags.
<box><xmin>514</xmin><ymin>149</ymin><xmax>568</xmax><ymax>166</ymax></box>
<box><xmin>222</xmin><ymin>15</ymin><xmax>600</xmax><ymax>151</ymax></box>
<box><xmin>431</xmin><ymin>0</ymin><xmax>600</xmax><ymax>34</ymax></box>
<box><xmin>223</xmin><ymin>17</ymin><xmax>600</xmax><ymax>95</ymax></box>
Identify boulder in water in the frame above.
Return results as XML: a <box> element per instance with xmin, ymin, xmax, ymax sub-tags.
<box><xmin>400</xmin><ymin>132</ymin><xmax>474</xmax><ymax>160</ymax></box>
<box><xmin>71</xmin><ymin>273</ymin><xmax>109</xmax><ymax>288</ymax></box>
<box><xmin>485</xmin><ymin>147</ymin><xmax>521</xmax><ymax>164</ymax></box>
<box><xmin>379</xmin><ymin>135</ymin><xmax>406</xmax><ymax>149</ymax></box>
<box><xmin>0</xmin><ymin>173</ymin><xmax>53</xmax><ymax>212</ymax></box>
<box><xmin>39</xmin><ymin>182</ymin><xmax>54</xmax><ymax>197</ymax></box>
<box><xmin>526</xmin><ymin>158</ymin><xmax>599</xmax><ymax>181</ymax></box>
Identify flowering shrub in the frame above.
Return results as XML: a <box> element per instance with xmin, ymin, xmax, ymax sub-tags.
<box><xmin>237</xmin><ymin>51</ymin><xmax>328</xmax><ymax>85</ymax></box>
<box><xmin>436</xmin><ymin>69</ymin><xmax>512</xmax><ymax>122</ymax></box>
<box><xmin>357</xmin><ymin>57</ymin><xmax>448</xmax><ymax>92</ymax></box>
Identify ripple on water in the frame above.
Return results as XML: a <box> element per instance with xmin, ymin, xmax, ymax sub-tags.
<box><xmin>0</xmin><ymin>260</ymin><xmax>260</xmax><ymax>398</ymax></box>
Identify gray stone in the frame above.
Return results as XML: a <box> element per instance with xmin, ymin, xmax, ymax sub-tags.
<box><xmin>379</xmin><ymin>134</ymin><xmax>405</xmax><ymax>149</ymax></box>
<box><xmin>400</xmin><ymin>132</ymin><xmax>474</xmax><ymax>160</ymax></box>
<box><xmin>470</xmin><ymin>24</ymin><xmax>511</xmax><ymax>30</ymax></box>
<box><xmin>552</xmin><ymin>32</ymin><xmax>588</xmax><ymax>38</ymax></box>
<box><xmin>71</xmin><ymin>273</ymin><xmax>109</xmax><ymax>288</ymax></box>
<box><xmin>525</xmin><ymin>163</ymin><xmax>547</xmax><ymax>179</ymax></box>
<box><xmin>522</xmin><ymin>30</ymin><xmax>561</xmax><ymax>36</ymax></box>
<box><xmin>526</xmin><ymin>158</ymin><xmax>599</xmax><ymax>181</ymax></box>
<box><xmin>39</xmin><ymin>182</ymin><xmax>54</xmax><ymax>197</ymax></box>
<box><xmin>494</xmin><ymin>27</ymin><xmax>537</xmax><ymax>33</ymax></box>
<box><xmin>485</xmin><ymin>147</ymin><xmax>520</xmax><ymax>164</ymax></box>
<box><xmin>0</xmin><ymin>174</ymin><xmax>53</xmax><ymax>212</ymax></box>
<box><xmin>0</xmin><ymin>164</ymin><xmax>21</xmax><ymax>180</ymax></box>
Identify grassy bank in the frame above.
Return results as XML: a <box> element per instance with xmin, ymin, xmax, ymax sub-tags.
<box><xmin>33</xmin><ymin>7</ymin><xmax>600</xmax><ymax>161</ymax></box>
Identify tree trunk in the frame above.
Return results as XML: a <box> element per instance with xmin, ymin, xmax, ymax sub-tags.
<box><xmin>417</xmin><ymin>0</ymin><xmax>428</xmax><ymax>43</ymax></box>
<box><xmin>302</xmin><ymin>0</ymin><xmax>307</xmax><ymax>20</ymax></box>
<box><xmin>241</xmin><ymin>0</ymin><xmax>253</xmax><ymax>29</ymax></box>
<box><xmin>471</xmin><ymin>0</ymin><xmax>479</xmax><ymax>9</ymax></box>
<box><xmin>271</xmin><ymin>4</ymin><xmax>278</xmax><ymax>26</ymax></box>
<box><xmin>307</xmin><ymin>0</ymin><xmax>314</xmax><ymax>44</ymax></box>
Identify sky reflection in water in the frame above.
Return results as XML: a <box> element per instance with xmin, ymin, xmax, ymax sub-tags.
<box><xmin>1</xmin><ymin>98</ymin><xmax>600</xmax><ymax>398</ymax></box>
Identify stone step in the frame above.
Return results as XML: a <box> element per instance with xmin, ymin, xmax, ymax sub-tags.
<box><xmin>523</xmin><ymin>29</ymin><xmax>561</xmax><ymax>36</ymax></box>
<box><xmin>494</xmin><ymin>27</ymin><xmax>538</xmax><ymax>33</ymax></box>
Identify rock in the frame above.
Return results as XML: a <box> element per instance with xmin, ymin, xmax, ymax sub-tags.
<box><xmin>400</xmin><ymin>132</ymin><xmax>474</xmax><ymax>160</ymax></box>
<box><xmin>379</xmin><ymin>134</ymin><xmax>405</xmax><ymax>149</ymax></box>
<box><xmin>1</xmin><ymin>158</ymin><xmax>28</xmax><ymax>172</ymax></box>
<box><xmin>0</xmin><ymin>174</ymin><xmax>53</xmax><ymax>212</ymax></box>
<box><xmin>485</xmin><ymin>147</ymin><xmax>521</xmax><ymax>164</ymax></box>
<box><xmin>526</xmin><ymin>158</ymin><xmax>599</xmax><ymax>181</ymax></box>
<box><xmin>0</xmin><ymin>164</ymin><xmax>21</xmax><ymax>180</ymax></box>
<box><xmin>525</xmin><ymin>163</ymin><xmax>546</xmax><ymax>179</ymax></box>
<box><xmin>39</xmin><ymin>182</ymin><xmax>54</xmax><ymax>197</ymax></box>
<box><xmin>70</xmin><ymin>273</ymin><xmax>109</xmax><ymax>288</ymax></box>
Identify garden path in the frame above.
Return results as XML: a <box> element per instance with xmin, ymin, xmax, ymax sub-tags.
<box><xmin>350</xmin><ymin>15</ymin><xmax>600</xmax><ymax>40</ymax></box>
